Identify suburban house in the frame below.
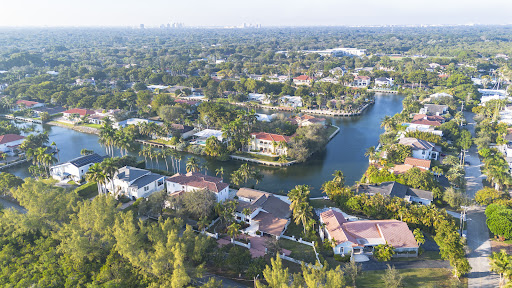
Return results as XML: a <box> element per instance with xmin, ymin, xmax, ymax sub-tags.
<box><xmin>114</xmin><ymin>118</ymin><xmax>163</xmax><ymax>129</ymax></box>
<box><xmin>248</xmin><ymin>93</ymin><xmax>270</xmax><ymax>104</ymax></box>
<box><xmin>398</xmin><ymin>137</ymin><xmax>440</xmax><ymax>160</ymax></box>
<box><xmin>166</xmin><ymin>172</ymin><xmax>229</xmax><ymax>202</ymax></box>
<box><xmin>50</xmin><ymin>153</ymin><xmax>106</xmax><ymax>182</ymax></box>
<box><xmin>16</xmin><ymin>100</ymin><xmax>45</xmax><ymax>110</ymax></box>
<box><xmin>166</xmin><ymin>124</ymin><xmax>195</xmax><ymax>139</ymax></box>
<box><xmin>235</xmin><ymin>188</ymin><xmax>291</xmax><ymax>238</ymax></box>
<box><xmin>404</xmin><ymin>123</ymin><xmax>443</xmax><ymax>136</ymax></box>
<box><xmin>249</xmin><ymin>132</ymin><xmax>291</xmax><ymax>156</ymax></box>
<box><xmin>292</xmin><ymin>114</ymin><xmax>326</xmax><ymax>127</ymax></box>
<box><xmin>104</xmin><ymin>166</ymin><xmax>166</xmax><ymax>199</ymax></box>
<box><xmin>293</xmin><ymin>75</ymin><xmax>315</xmax><ymax>85</ymax></box>
<box><xmin>62</xmin><ymin>108</ymin><xmax>96</xmax><ymax>120</ymax></box>
<box><xmin>32</xmin><ymin>106</ymin><xmax>66</xmax><ymax>117</ymax></box>
<box><xmin>319</xmin><ymin>209</ymin><xmax>419</xmax><ymax>256</ymax></box>
<box><xmin>280</xmin><ymin>96</ymin><xmax>303</xmax><ymax>108</ymax></box>
<box><xmin>352</xmin><ymin>75</ymin><xmax>371</xmax><ymax>87</ymax></box>
<box><xmin>318</xmin><ymin>77</ymin><xmax>339</xmax><ymax>84</ymax></box>
<box><xmin>359</xmin><ymin>181</ymin><xmax>433</xmax><ymax>205</ymax></box>
<box><xmin>191</xmin><ymin>129</ymin><xmax>224</xmax><ymax>145</ymax></box>
<box><xmin>0</xmin><ymin>134</ymin><xmax>25</xmax><ymax>155</ymax></box>
<box><xmin>419</xmin><ymin>104</ymin><xmax>449</xmax><ymax>116</ymax></box>
<box><xmin>410</xmin><ymin>114</ymin><xmax>444</xmax><ymax>127</ymax></box>
<box><xmin>374</xmin><ymin>77</ymin><xmax>394</xmax><ymax>87</ymax></box>
<box><xmin>392</xmin><ymin>157</ymin><xmax>431</xmax><ymax>174</ymax></box>
<box><xmin>76</xmin><ymin>78</ymin><xmax>96</xmax><ymax>86</ymax></box>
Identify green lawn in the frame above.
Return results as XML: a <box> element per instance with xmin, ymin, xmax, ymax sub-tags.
<box><xmin>52</xmin><ymin>121</ymin><xmax>75</xmax><ymax>127</ymax></box>
<box><xmin>75</xmin><ymin>182</ymin><xmax>99</xmax><ymax>199</ymax></box>
<box><xmin>310</xmin><ymin>198</ymin><xmax>336</xmax><ymax>209</ymax></box>
<box><xmin>283</xmin><ymin>220</ymin><xmax>305</xmax><ymax>239</ymax></box>
<box><xmin>235</xmin><ymin>152</ymin><xmax>282</xmax><ymax>162</ymax></box>
<box><xmin>325</xmin><ymin>125</ymin><xmax>339</xmax><ymax>138</ymax></box>
<box><xmin>82</xmin><ymin>123</ymin><xmax>102</xmax><ymax>129</ymax></box>
<box><xmin>278</xmin><ymin>239</ymin><xmax>317</xmax><ymax>264</ymax></box>
<box><xmin>356</xmin><ymin>268</ymin><xmax>466</xmax><ymax>287</ymax></box>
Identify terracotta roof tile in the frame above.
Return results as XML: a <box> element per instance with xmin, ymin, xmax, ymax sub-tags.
<box><xmin>251</xmin><ymin>132</ymin><xmax>291</xmax><ymax>143</ymax></box>
<box><xmin>0</xmin><ymin>134</ymin><xmax>25</xmax><ymax>144</ymax></box>
<box><xmin>404</xmin><ymin>157</ymin><xmax>431</xmax><ymax>169</ymax></box>
<box><xmin>166</xmin><ymin>172</ymin><xmax>228</xmax><ymax>193</ymax></box>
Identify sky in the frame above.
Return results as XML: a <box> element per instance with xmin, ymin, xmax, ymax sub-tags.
<box><xmin>2</xmin><ymin>0</ymin><xmax>512</xmax><ymax>27</ymax></box>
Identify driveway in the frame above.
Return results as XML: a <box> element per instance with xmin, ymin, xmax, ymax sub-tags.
<box><xmin>464</xmin><ymin>112</ymin><xmax>499</xmax><ymax>288</ymax></box>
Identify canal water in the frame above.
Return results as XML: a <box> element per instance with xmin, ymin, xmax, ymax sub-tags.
<box><xmin>7</xmin><ymin>93</ymin><xmax>404</xmax><ymax>197</ymax></box>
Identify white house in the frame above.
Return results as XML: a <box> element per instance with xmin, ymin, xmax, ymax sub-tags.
<box><xmin>249</xmin><ymin>132</ymin><xmax>291</xmax><ymax>156</ymax></box>
<box><xmin>280</xmin><ymin>96</ymin><xmax>303</xmax><ymax>108</ymax></box>
<box><xmin>248</xmin><ymin>93</ymin><xmax>270</xmax><ymax>104</ymax></box>
<box><xmin>191</xmin><ymin>129</ymin><xmax>224</xmax><ymax>145</ymax></box>
<box><xmin>114</xmin><ymin>118</ymin><xmax>163</xmax><ymax>129</ymax></box>
<box><xmin>0</xmin><ymin>134</ymin><xmax>25</xmax><ymax>155</ymax></box>
<box><xmin>50</xmin><ymin>153</ymin><xmax>105</xmax><ymax>182</ymax></box>
<box><xmin>62</xmin><ymin>108</ymin><xmax>96</xmax><ymax>120</ymax></box>
<box><xmin>166</xmin><ymin>172</ymin><xmax>229</xmax><ymax>202</ymax></box>
<box><xmin>352</xmin><ymin>75</ymin><xmax>370</xmax><ymax>87</ymax></box>
<box><xmin>419</xmin><ymin>104</ymin><xmax>449</xmax><ymax>116</ymax></box>
<box><xmin>398</xmin><ymin>137</ymin><xmax>440</xmax><ymax>160</ymax></box>
<box><xmin>104</xmin><ymin>166</ymin><xmax>165</xmax><ymax>199</ymax></box>
<box><xmin>319</xmin><ymin>209</ymin><xmax>418</xmax><ymax>257</ymax></box>
<box><xmin>404</xmin><ymin>123</ymin><xmax>443</xmax><ymax>136</ymax></box>
<box><xmin>234</xmin><ymin>188</ymin><xmax>291</xmax><ymax>237</ymax></box>
<box><xmin>374</xmin><ymin>77</ymin><xmax>394</xmax><ymax>87</ymax></box>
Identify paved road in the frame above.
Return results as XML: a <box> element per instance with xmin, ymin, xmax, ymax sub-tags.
<box><xmin>464</xmin><ymin>112</ymin><xmax>499</xmax><ymax>288</ymax></box>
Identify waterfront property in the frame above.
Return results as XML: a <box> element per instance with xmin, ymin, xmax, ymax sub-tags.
<box><xmin>235</xmin><ymin>188</ymin><xmax>291</xmax><ymax>237</ymax></box>
<box><xmin>291</xmin><ymin>114</ymin><xmax>326</xmax><ymax>127</ymax></box>
<box><xmin>166</xmin><ymin>171</ymin><xmax>229</xmax><ymax>202</ymax></box>
<box><xmin>104</xmin><ymin>166</ymin><xmax>165</xmax><ymax>199</ymax></box>
<box><xmin>398</xmin><ymin>137</ymin><xmax>440</xmax><ymax>160</ymax></box>
<box><xmin>319</xmin><ymin>209</ymin><xmax>419</xmax><ymax>257</ymax></box>
<box><xmin>374</xmin><ymin>77</ymin><xmax>394</xmax><ymax>87</ymax></box>
<box><xmin>191</xmin><ymin>129</ymin><xmax>224</xmax><ymax>145</ymax></box>
<box><xmin>0</xmin><ymin>134</ymin><xmax>25</xmax><ymax>155</ymax></box>
<box><xmin>249</xmin><ymin>132</ymin><xmax>291</xmax><ymax>156</ymax></box>
<box><xmin>352</xmin><ymin>75</ymin><xmax>371</xmax><ymax>87</ymax></box>
<box><xmin>50</xmin><ymin>153</ymin><xmax>106</xmax><ymax>182</ymax></box>
<box><xmin>62</xmin><ymin>108</ymin><xmax>96</xmax><ymax>120</ymax></box>
<box><xmin>358</xmin><ymin>181</ymin><xmax>433</xmax><ymax>205</ymax></box>
<box><xmin>279</xmin><ymin>96</ymin><xmax>303</xmax><ymax>108</ymax></box>
<box><xmin>392</xmin><ymin>157</ymin><xmax>431</xmax><ymax>174</ymax></box>
<box><xmin>16</xmin><ymin>99</ymin><xmax>45</xmax><ymax>110</ymax></box>
<box><xmin>114</xmin><ymin>118</ymin><xmax>163</xmax><ymax>129</ymax></box>
<box><xmin>419</xmin><ymin>104</ymin><xmax>449</xmax><ymax>116</ymax></box>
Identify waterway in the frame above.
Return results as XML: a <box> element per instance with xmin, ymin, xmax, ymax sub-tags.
<box><xmin>6</xmin><ymin>93</ymin><xmax>404</xmax><ymax>197</ymax></box>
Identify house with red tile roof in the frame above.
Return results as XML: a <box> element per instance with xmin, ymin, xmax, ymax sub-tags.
<box><xmin>319</xmin><ymin>209</ymin><xmax>418</xmax><ymax>257</ymax></box>
<box><xmin>16</xmin><ymin>99</ymin><xmax>45</xmax><ymax>110</ymax></box>
<box><xmin>249</xmin><ymin>132</ymin><xmax>292</xmax><ymax>156</ymax></box>
<box><xmin>291</xmin><ymin>114</ymin><xmax>326</xmax><ymax>127</ymax></box>
<box><xmin>0</xmin><ymin>134</ymin><xmax>25</xmax><ymax>155</ymax></box>
<box><xmin>352</xmin><ymin>75</ymin><xmax>371</xmax><ymax>87</ymax></box>
<box><xmin>166</xmin><ymin>172</ymin><xmax>229</xmax><ymax>202</ymax></box>
<box><xmin>293</xmin><ymin>75</ymin><xmax>315</xmax><ymax>85</ymax></box>
<box><xmin>62</xmin><ymin>108</ymin><xmax>96</xmax><ymax>119</ymax></box>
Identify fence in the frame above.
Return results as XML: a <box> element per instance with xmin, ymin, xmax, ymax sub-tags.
<box><xmin>231</xmin><ymin>238</ymin><xmax>251</xmax><ymax>249</ymax></box>
<box><xmin>280</xmin><ymin>253</ymin><xmax>323</xmax><ymax>269</ymax></box>
<box><xmin>200</xmin><ymin>230</ymin><xmax>219</xmax><ymax>239</ymax></box>
<box><xmin>279</xmin><ymin>235</ymin><xmax>315</xmax><ymax>247</ymax></box>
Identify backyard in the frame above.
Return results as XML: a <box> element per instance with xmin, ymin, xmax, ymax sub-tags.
<box><xmin>356</xmin><ymin>268</ymin><xmax>466</xmax><ymax>287</ymax></box>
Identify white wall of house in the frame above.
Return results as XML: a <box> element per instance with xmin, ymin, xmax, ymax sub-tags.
<box><xmin>108</xmin><ymin>176</ymin><xmax>165</xmax><ymax>199</ymax></box>
<box><xmin>166</xmin><ymin>180</ymin><xmax>228</xmax><ymax>202</ymax></box>
<box><xmin>51</xmin><ymin>163</ymin><xmax>94</xmax><ymax>182</ymax></box>
<box><xmin>412</xmin><ymin>148</ymin><xmax>438</xmax><ymax>160</ymax></box>
<box><xmin>0</xmin><ymin>139</ymin><xmax>24</xmax><ymax>153</ymax></box>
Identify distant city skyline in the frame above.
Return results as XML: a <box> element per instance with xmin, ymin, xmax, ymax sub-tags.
<box><xmin>2</xmin><ymin>0</ymin><xmax>512</xmax><ymax>27</ymax></box>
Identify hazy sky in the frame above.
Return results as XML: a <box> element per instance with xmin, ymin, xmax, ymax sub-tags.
<box><xmin>2</xmin><ymin>0</ymin><xmax>512</xmax><ymax>27</ymax></box>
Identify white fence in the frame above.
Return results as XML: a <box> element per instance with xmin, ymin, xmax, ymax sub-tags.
<box><xmin>279</xmin><ymin>235</ymin><xmax>315</xmax><ymax>247</ymax></box>
<box><xmin>199</xmin><ymin>230</ymin><xmax>219</xmax><ymax>239</ymax></box>
<box><xmin>232</xmin><ymin>238</ymin><xmax>251</xmax><ymax>249</ymax></box>
<box><xmin>280</xmin><ymin>253</ymin><xmax>323</xmax><ymax>269</ymax></box>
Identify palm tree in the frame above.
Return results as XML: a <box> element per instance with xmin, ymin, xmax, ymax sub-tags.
<box><xmin>242</xmin><ymin>208</ymin><xmax>251</xmax><ymax>221</ymax></box>
<box><xmin>431</xmin><ymin>166</ymin><xmax>443</xmax><ymax>178</ymax></box>
<box><xmin>332</xmin><ymin>170</ymin><xmax>345</xmax><ymax>187</ymax></box>
<box><xmin>81</xmin><ymin>149</ymin><xmax>94</xmax><ymax>156</ymax></box>
<box><xmin>186</xmin><ymin>156</ymin><xmax>201</xmax><ymax>173</ymax></box>
<box><xmin>216</xmin><ymin>167</ymin><xmax>225</xmax><ymax>180</ymax></box>
<box><xmin>51</xmin><ymin>141</ymin><xmax>60</xmax><ymax>162</ymax></box>
<box><xmin>100</xmin><ymin>158</ymin><xmax>117</xmax><ymax>195</ymax></box>
<box><xmin>227</xmin><ymin>222</ymin><xmax>241</xmax><ymax>240</ymax></box>
<box><xmin>161</xmin><ymin>148</ymin><xmax>171</xmax><ymax>171</ymax></box>
<box><xmin>86</xmin><ymin>163</ymin><xmax>106</xmax><ymax>195</ymax></box>
<box><xmin>139</xmin><ymin>146</ymin><xmax>151</xmax><ymax>168</ymax></box>
<box><xmin>365</xmin><ymin>146</ymin><xmax>376</xmax><ymax>162</ymax></box>
<box><xmin>293</xmin><ymin>201</ymin><xmax>314</xmax><ymax>235</ymax></box>
<box><xmin>380</xmin><ymin>115</ymin><xmax>395</xmax><ymax>131</ymax></box>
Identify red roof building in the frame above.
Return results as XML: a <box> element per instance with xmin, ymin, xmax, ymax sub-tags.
<box><xmin>62</xmin><ymin>108</ymin><xmax>96</xmax><ymax>116</ymax></box>
<box><xmin>166</xmin><ymin>172</ymin><xmax>230</xmax><ymax>202</ymax></box>
<box><xmin>0</xmin><ymin>134</ymin><xmax>25</xmax><ymax>153</ymax></box>
<box><xmin>0</xmin><ymin>134</ymin><xmax>25</xmax><ymax>145</ymax></box>
<box><xmin>249</xmin><ymin>132</ymin><xmax>292</xmax><ymax>156</ymax></box>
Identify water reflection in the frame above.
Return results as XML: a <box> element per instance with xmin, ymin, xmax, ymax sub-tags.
<box><xmin>6</xmin><ymin>93</ymin><xmax>403</xmax><ymax>197</ymax></box>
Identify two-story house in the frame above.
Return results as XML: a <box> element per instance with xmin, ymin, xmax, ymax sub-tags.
<box><xmin>398</xmin><ymin>137</ymin><xmax>440</xmax><ymax>160</ymax></box>
<box><xmin>166</xmin><ymin>172</ymin><xmax>229</xmax><ymax>202</ymax></box>
<box><xmin>249</xmin><ymin>132</ymin><xmax>292</xmax><ymax>156</ymax></box>
<box><xmin>50</xmin><ymin>153</ymin><xmax>106</xmax><ymax>182</ymax></box>
<box><xmin>105</xmin><ymin>166</ymin><xmax>165</xmax><ymax>199</ymax></box>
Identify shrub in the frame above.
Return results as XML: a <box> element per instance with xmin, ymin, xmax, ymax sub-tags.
<box><xmin>334</xmin><ymin>254</ymin><xmax>351</xmax><ymax>262</ymax></box>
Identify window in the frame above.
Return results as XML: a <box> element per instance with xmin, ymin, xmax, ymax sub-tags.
<box><xmin>144</xmin><ymin>186</ymin><xmax>149</xmax><ymax>191</ymax></box>
<box><xmin>157</xmin><ymin>179</ymin><xmax>164</xmax><ymax>186</ymax></box>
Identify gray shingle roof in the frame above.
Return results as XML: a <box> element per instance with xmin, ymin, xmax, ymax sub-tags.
<box><xmin>130</xmin><ymin>173</ymin><xmax>165</xmax><ymax>189</ymax></box>
<box><xmin>116</xmin><ymin>166</ymin><xmax>150</xmax><ymax>182</ymax></box>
